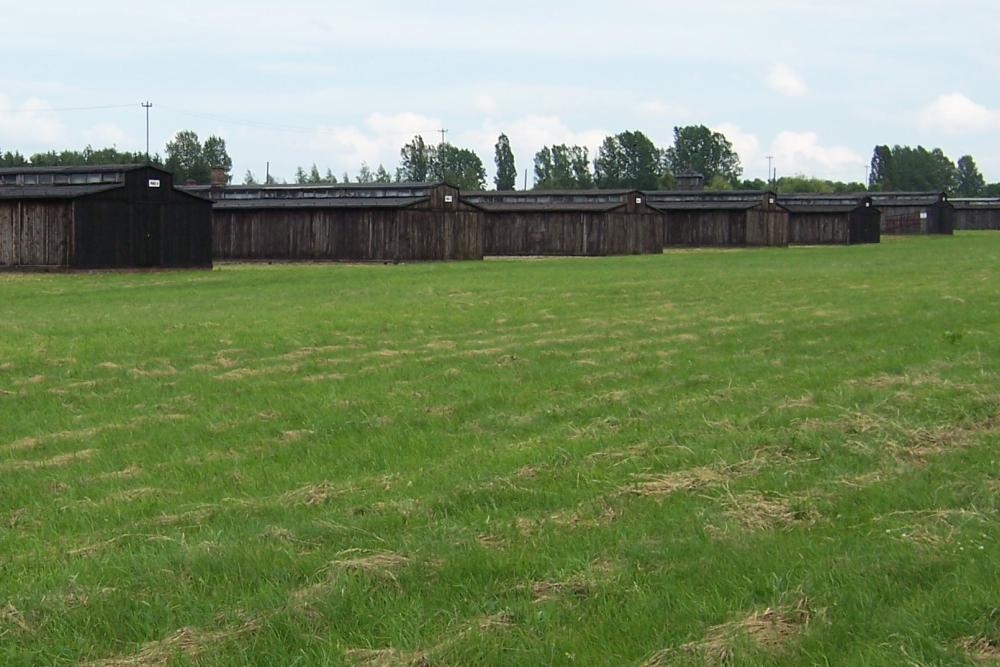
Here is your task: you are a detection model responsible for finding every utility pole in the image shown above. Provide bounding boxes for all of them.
[524,169,528,191]
[765,155,774,185]
[265,161,270,184]
[438,128,448,145]
[141,101,153,162]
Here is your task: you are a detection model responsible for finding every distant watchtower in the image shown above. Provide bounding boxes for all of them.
[675,172,705,191]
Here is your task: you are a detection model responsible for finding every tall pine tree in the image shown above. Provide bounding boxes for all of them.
[494,133,517,190]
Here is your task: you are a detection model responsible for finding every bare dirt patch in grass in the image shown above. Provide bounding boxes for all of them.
[643,597,815,665]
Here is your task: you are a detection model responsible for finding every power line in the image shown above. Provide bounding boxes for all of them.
[159,105,441,138]
[35,104,139,112]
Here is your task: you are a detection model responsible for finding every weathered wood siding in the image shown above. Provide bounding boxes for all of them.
[661,206,788,247]
[746,206,789,246]
[213,208,483,261]
[482,211,661,256]
[662,210,747,246]
[0,201,73,267]
[880,203,953,235]
[953,208,1000,230]
[788,212,851,244]
[788,208,879,245]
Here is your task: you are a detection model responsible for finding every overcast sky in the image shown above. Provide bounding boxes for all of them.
[1,0,997,185]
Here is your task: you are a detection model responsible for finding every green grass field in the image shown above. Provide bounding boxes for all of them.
[2,234,999,666]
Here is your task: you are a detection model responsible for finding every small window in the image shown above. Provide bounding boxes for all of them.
[22,174,38,185]
[70,174,87,184]
[101,172,121,183]
[38,175,53,185]
[54,175,69,185]
[86,174,101,184]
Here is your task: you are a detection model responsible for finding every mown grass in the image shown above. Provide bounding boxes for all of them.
[1,234,999,665]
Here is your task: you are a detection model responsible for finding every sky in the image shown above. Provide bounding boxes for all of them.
[1,0,998,185]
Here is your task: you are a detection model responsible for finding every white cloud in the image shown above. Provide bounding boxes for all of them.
[709,124,865,181]
[637,100,690,119]
[917,93,999,133]
[770,131,866,181]
[0,95,65,144]
[456,115,608,187]
[713,122,761,169]
[766,64,808,97]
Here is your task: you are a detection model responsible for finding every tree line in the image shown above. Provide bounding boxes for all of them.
[3,126,998,196]
[0,130,232,185]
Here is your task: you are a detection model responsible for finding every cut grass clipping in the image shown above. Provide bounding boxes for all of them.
[1,234,999,664]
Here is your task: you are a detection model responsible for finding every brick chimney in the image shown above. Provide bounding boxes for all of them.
[210,166,229,187]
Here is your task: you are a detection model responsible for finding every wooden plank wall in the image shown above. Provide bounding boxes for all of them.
[746,207,789,246]
[788,213,851,245]
[482,212,661,256]
[954,209,1000,230]
[880,204,953,235]
[213,208,483,261]
[662,210,747,246]
[0,201,73,267]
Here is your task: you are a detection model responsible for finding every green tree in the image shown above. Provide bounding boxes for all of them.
[494,133,517,190]
[397,135,434,182]
[772,175,865,193]
[435,144,486,190]
[594,131,662,189]
[954,155,986,196]
[868,145,956,192]
[244,170,257,185]
[164,130,210,184]
[533,145,593,189]
[374,164,392,183]
[663,125,742,187]
[0,149,29,167]
[869,145,894,190]
[294,166,308,184]
[356,163,375,183]
[308,164,323,185]
[202,136,232,182]
[324,168,337,184]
